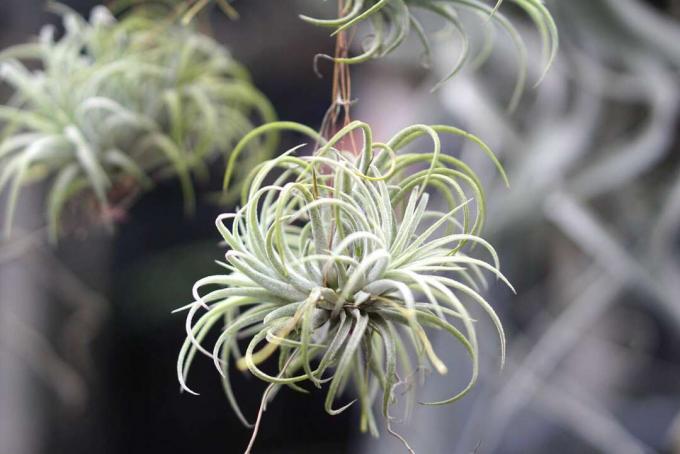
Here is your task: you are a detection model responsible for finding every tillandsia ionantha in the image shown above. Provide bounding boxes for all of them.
[177,120,515,452]
[0,3,275,241]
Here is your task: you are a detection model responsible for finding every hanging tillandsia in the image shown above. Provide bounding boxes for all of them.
[176,0,556,452]
[178,119,514,452]
[304,0,558,110]
[0,3,275,241]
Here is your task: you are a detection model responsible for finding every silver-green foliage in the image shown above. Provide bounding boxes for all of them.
[0,4,275,240]
[177,121,513,446]
[303,0,558,109]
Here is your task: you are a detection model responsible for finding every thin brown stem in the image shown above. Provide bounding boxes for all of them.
[319,0,359,155]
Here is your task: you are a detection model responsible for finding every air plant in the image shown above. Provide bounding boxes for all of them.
[177,120,514,452]
[302,0,558,110]
[0,4,275,240]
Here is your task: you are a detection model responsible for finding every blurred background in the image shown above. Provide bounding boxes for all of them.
[0,0,678,453]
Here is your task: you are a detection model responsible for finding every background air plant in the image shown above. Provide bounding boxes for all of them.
[178,120,513,452]
[0,4,275,240]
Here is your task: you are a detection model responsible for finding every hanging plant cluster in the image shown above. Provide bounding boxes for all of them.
[0,4,275,240]
[179,120,515,450]
[175,0,557,452]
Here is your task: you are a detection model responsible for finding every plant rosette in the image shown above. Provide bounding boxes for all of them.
[177,120,514,451]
